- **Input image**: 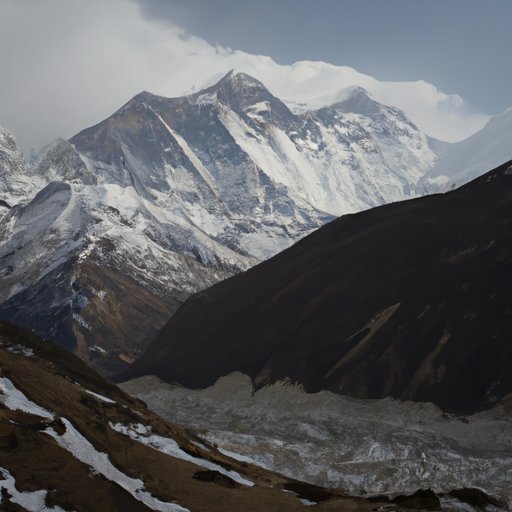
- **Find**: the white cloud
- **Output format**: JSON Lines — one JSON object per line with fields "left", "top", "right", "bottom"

{"left": 213, "top": 60, "right": 490, "bottom": 143}
{"left": 0, "top": 0, "right": 489, "bottom": 154}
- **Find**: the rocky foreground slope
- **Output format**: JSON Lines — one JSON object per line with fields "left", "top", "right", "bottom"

{"left": 1, "top": 320, "right": 404, "bottom": 512}
{"left": 129, "top": 161, "right": 512, "bottom": 414}
{"left": 1, "top": 322, "right": 507, "bottom": 511}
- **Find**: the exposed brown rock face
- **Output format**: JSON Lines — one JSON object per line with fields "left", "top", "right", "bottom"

{"left": 0, "top": 257, "right": 189, "bottom": 378}
{"left": 130, "top": 161, "right": 512, "bottom": 414}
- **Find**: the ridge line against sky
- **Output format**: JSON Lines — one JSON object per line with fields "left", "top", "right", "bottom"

{"left": 1, "top": 0, "right": 508, "bottom": 154}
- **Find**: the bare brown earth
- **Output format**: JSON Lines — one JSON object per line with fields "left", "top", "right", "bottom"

{"left": 0, "top": 321, "right": 426, "bottom": 512}
{"left": 129, "top": 161, "right": 512, "bottom": 414}
{"left": 73, "top": 261, "right": 175, "bottom": 374}
{"left": 0, "top": 257, "right": 183, "bottom": 379}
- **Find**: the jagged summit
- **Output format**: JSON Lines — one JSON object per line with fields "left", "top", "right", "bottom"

{"left": 0, "top": 126, "right": 40, "bottom": 208}
{"left": 119, "top": 90, "right": 162, "bottom": 109}
{"left": 120, "top": 71, "right": 274, "bottom": 113}
{"left": 194, "top": 69, "right": 294, "bottom": 122}
{"left": 216, "top": 69, "right": 268, "bottom": 88}
{"left": 331, "top": 86, "right": 382, "bottom": 115}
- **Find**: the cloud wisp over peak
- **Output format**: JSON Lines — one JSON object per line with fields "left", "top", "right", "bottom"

{"left": 0, "top": 0, "right": 490, "bottom": 153}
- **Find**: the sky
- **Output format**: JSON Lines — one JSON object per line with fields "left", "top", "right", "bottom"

{"left": 139, "top": 0, "right": 512, "bottom": 114}
{"left": 0, "top": 0, "right": 510, "bottom": 154}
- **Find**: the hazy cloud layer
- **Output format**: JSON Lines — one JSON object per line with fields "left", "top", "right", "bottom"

{"left": 135, "top": 0, "right": 512, "bottom": 117}
{"left": 0, "top": 0, "right": 222, "bottom": 153}
{"left": 0, "top": 0, "right": 490, "bottom": 154}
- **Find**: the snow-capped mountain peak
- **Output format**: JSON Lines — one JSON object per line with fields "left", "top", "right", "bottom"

{"left": 217, "top": 69, "right": 267, "bottom": 89}
{"left": 0, "top": 71, "right": 440, "bottom": 373}
{"left": 331, "top": 86, "right": 385, "bottom": 116}
{"left": 193, "top": 69, "right": 295, "bottom": 127}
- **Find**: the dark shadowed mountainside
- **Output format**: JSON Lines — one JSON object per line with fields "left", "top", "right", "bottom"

{"left": 129, "top": 161, "right": 512, "bottom": 414}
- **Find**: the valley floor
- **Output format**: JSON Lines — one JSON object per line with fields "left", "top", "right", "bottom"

{"left": 122, "top": 373, "right": 512, "bottom": 509}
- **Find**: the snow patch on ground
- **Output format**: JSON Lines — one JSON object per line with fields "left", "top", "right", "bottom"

{"left": 0, "top": 467, "right": 67, "bottom": 512}
{"left": 5, "top": 344, "right": 34, "bottom": 357}
{"left": 84, "top": 389, "right": 116, "bottom": 404}
{"left": 110, "top": 422, "right": 254, "bottom": 487}
{"left": 299, "top": 498, "right": 318, "bottom": 506}
{"left": 0, "top": 377, "right": 53, "bottom": 419}
{"left": 45, "top": 418, "right": 189, "bottom": 512}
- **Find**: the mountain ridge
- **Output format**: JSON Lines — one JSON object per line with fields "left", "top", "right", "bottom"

{"left": 128, "top": 161, "right": 512, "bottom": 414}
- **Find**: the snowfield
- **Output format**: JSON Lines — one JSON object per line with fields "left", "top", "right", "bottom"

{"left": 0, "top": 468, "right": 67, "bottom": 512}
{"left": 0, "top": 376, "right": 54, "bottom": 419}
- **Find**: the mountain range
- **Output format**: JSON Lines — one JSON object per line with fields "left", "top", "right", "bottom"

{"left": 0, "top": 70, "right": 509, "bottom": 375}
{"left": 2, "top": 64, "right": 512, "bottom": 512}
{"left": 0, "top": 71, "right": 437, "bottom": 373}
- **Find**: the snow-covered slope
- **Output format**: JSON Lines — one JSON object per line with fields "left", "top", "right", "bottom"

{"left": 0, "top": 175, "right": 243, "bottom": 374}
{"left": 0, "top": 127, "right": 40, "bottom": 211}
{"left": 420, "top": 108, "right": 512, "bottom": 191}
{"left": 201, "top": 62, "right": 488, "bottom": 143}
{"left": 0, "top": 72, "right": 442, "bottom": 372}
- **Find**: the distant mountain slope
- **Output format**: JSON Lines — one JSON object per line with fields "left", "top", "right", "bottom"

{"left": 0, "top": 176, "right": 237, "bottom": 376}
{"left": 421, "top": 108, "right": 512, "bottom": 191}
{"left": 0, "top": 72, "right": 440, "bottom": 373}
{"left": 130, "top": 161, "right": 512, "bottom": 414}
{"left": 1, "top": 320, "right": 382, "bottom": 512}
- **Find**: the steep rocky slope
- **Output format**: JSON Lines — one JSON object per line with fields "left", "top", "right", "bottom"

{"left": 0, "top": 127, "right": 40, "bottom": 212}
{"left": 0, "top": 72, "right": 441, "bottom": 373}
{"left": 130, "top": 161, "right": 512, "bottom": 414}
